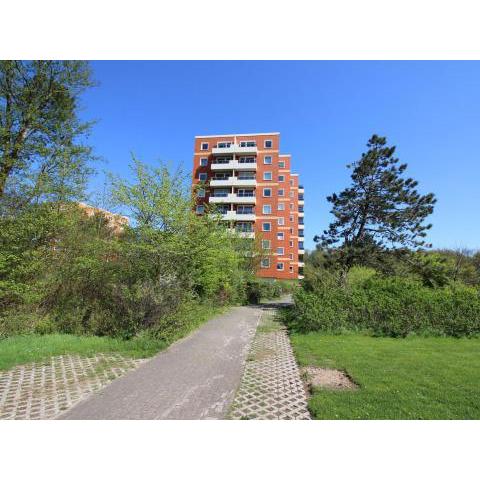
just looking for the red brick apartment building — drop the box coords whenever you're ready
[192,132,304,280]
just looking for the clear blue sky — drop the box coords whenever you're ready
[82,61,480,251]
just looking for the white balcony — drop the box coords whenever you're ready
[298,199,304,206]
[228,229,255,239]
[298,211,304,217]
[298,275,305,280]
[212,144,258,155]
[211,160,257,171]
[299,187,304,193]
[221,211,256,221]
[298,249,305,255]
[210,177,256,188]
[298,262,305,267]
[210,194,256,204]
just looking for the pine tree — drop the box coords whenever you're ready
[315,134,436,271]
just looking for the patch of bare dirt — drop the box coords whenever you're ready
[302,366,358,391]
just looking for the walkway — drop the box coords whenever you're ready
[228,306,310,420]
[60,306,261,419]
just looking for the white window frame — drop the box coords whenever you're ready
[278,161,285,168]
[264,156,272,165]
[201,142,209,151]
[196,205,205,214]
[278,217,285,226]
[290,179,294,186]
[263,171,273,181]
[263,188,272,197]
[289,266,294,273]
[199,173,208,181]
[289,240,294,247]
[262,205,272,215]
[278,189,285,197]
[262,239,271,250]
[278,203,285,211]
[197,188,205,198]
[261,258,270,268]
[277,232,284,240]
[277,247,284,255]
[276,262,284,271]
[200,157,208,166]
[262,222,271,232]
[264,139,273,148]
[278,175,285,182]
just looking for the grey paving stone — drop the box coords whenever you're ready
[0,354,145,420]
[229,309,310,420]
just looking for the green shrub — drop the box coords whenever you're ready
[0,310,39,338]
[245,279,297,304]
[346,266,377,287]
[286,276,480,337]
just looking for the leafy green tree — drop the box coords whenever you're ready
[109,157,255,305]
[316,135,436,272]
[0,61,95,211]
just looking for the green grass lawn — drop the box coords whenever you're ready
[290,333,480,419]
[0,334,167,371]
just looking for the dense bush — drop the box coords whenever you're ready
[246,279,297,304]
[285,276,480,337]
[0,160,258,339]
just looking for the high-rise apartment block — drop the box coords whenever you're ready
[192,132,304,280]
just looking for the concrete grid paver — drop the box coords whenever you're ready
[229,308,310,420]
[0,354,145,420]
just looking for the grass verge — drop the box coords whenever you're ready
[290,332,480,419]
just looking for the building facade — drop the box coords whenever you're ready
[192,132,304,280]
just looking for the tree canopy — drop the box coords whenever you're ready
[0,61,95,212]
[316,134,436,270]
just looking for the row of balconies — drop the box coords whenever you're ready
[227,229,255,239]
[209,193,304,205]
[210,193,256,204]
[220,211,256,221]
[212,144,258,155]
[211,160,257,171]
[210,177,256,187]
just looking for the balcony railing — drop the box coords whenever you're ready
[210,193,256,204]
[212,143,258,155]
[227,228,255,238]
[221,211,256,221]
[211,160,257,171]
[210,176,256,187]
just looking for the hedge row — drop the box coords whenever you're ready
[285,277,480,337]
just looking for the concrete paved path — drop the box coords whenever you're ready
[60,306,262,420]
